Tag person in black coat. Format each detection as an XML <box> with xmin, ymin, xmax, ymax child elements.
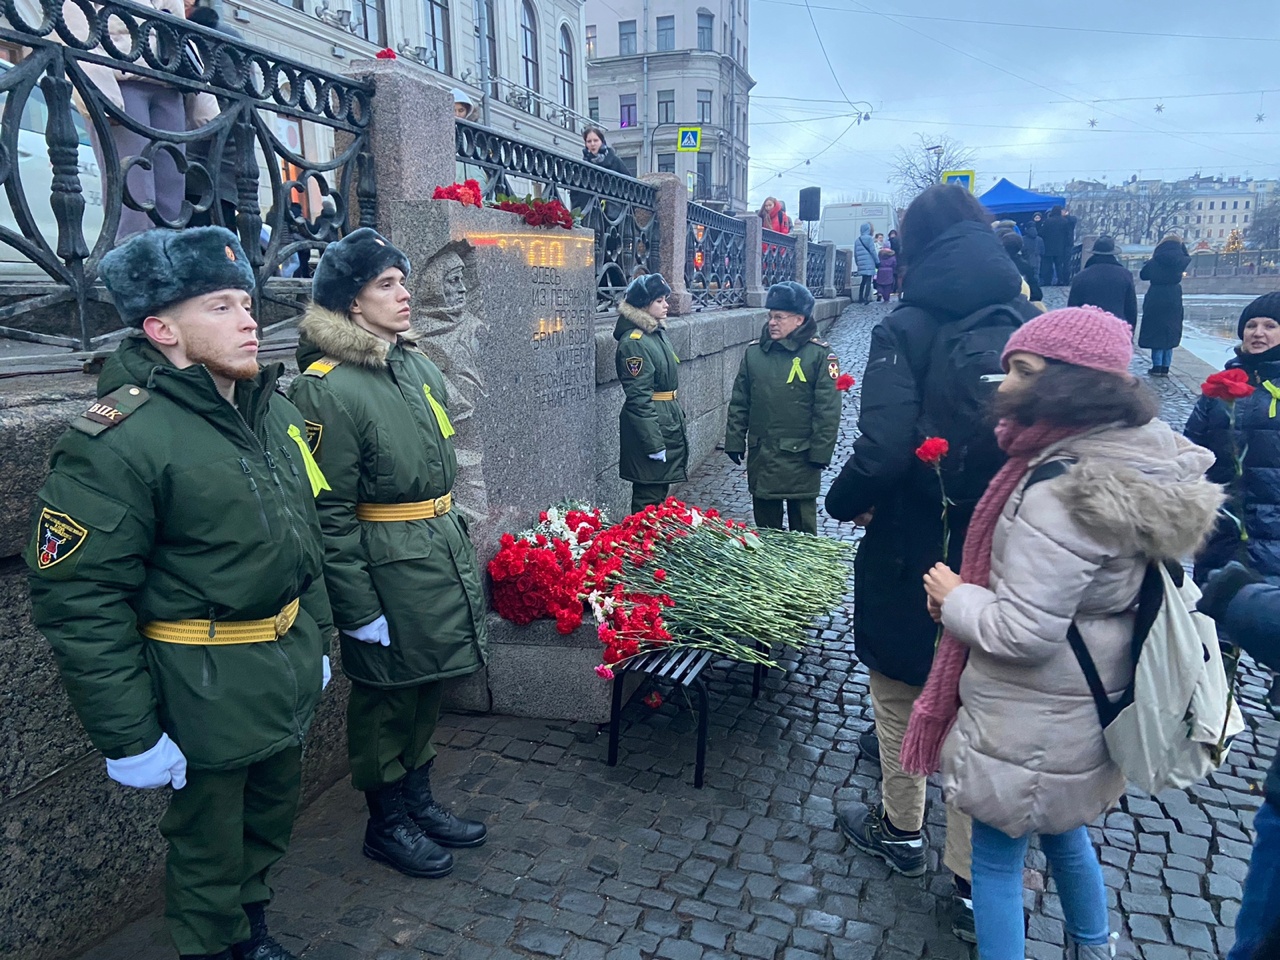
<box><xmin>1022</xmin><ymin>223</ymin><xmax>1044</xmax><ymax>279</ymax></box>
<box><xmin>826</xmin><ymin>184</ymin><xmax>1038</xmax><ymax>930</ymax></box>
<box><xmin>1037</xmin><ymin>205</ymin><xmax>1078</xmax><ymax>285</ymax></box>
<box><xmin>998</xmin><ymin>229</ymin><xmax>1043</xmax><ymax>304</ymax></box>
<box><xmin>1067</xmin><ymin>236</ymin><xmax>1137</xmax><ymax>327</ymax></box>
<box><xmin>1138</xmin><ymin>235</ymin><xmax>1191</xmax><ymax>376</ymax></box>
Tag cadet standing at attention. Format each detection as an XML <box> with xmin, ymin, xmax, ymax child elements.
<box><xmin>613</xmin><ymin>273</ymin><xmax>688</xmax><ymax>513</ymax></box>
<box><xmin>724</xmin><ymin>281</ymin><xmax>842</xmax><ymax>534</ymax></box>
<box><xmin>288</xmin><ymin>228</ymin><xmax>488</xmax><ymax>881</ymax></box>
<box><xmin>27</xmin><ymin>227</ymin><xmax>333</xmax><ymax>960</ymax></box>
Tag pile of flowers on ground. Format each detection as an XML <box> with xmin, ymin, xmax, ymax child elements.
<box><xmin>488</xmin><ymin>497</ymin><xmax>853</xmax><ymax>677</ymax></box>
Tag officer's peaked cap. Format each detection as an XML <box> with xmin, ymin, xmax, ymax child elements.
<box><xmin>312</xmin><ymin>228</ymin><xmax>411</xmax><ymax>313</ymax></box>
<box><xmin>765</xmin><ymin>280</ymin><xmax>815</xmax><ymax>320</ymax></box>
<box><xmin>623</xmin><ymin>273</ymin><xmax>672</xmax><ymax>309</ymax></box>
<box><xmin>100</xmin><ymin>226</ymin><xmax>256</xmax><ymax>326</ymax></box>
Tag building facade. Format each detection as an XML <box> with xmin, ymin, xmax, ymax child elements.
<box><xmin>582</xmin><ymin>0</ymin><xmax>753</xmax><ymax>213</ymax></box>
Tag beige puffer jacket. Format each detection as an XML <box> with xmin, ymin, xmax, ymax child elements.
<box><xmin>60</xmin><ymin>0</ymin><xmax>218</xmax><ymax>125</ymax></box>
<box><xmin>939</xmin><ymin>420</ymin><xmax>1222</xmax><ymax>838</ymax></box>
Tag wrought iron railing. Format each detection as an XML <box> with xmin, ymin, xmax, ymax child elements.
<box><xmin>806</xmin><ymin>242</ymin><xmax>827</xmax><ymax>297</ymax></box>
<box><xmin>0</xmin><ymin>0</ymin><xmax>376</xmax><ymax>357</ymax></box>
<box><xmin>1120</xmin><ymin>249</ymin><xmax>1280</xmax><ymax>278</ymax></box>
<box><xmin>684</xmin><ymin>203</ymin><xmax>744</xmax><ymax>310</ymax></box>
<box><xmin>761</xmin><ymin>228</ymin><xmax>796</xmax><ymax>288</ymax></box>
<box><xmin>834</xmin><ymin>248</ymin><xmax>850</xmax><ymax>295</ymax></box>
<box><xmin>456</xmin><ymin>119</ymin><xmax>656</xmax><ymax>305</ymax></box>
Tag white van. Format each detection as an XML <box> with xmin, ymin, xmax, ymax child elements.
<box><xmin>818</xmin><ymin>202</ymin><xmax>897</xmax><ymax>248</ymax></box>
<box><xmin>0</xmin><ymin>60</ymin><xmax>106</xmax><ymax>277</ymax></box>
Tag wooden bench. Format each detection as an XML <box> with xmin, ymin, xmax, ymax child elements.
<box><xmin>606</xmin><ymin>647</ymin><xmax>767</xmax><ymax>788</ymax></box>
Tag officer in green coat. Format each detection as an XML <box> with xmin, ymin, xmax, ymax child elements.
<box><xmin>27</xmin><ymin>228</ymin><xmax>332</xmax><ymax>960</ymax></box>
<box><xmin>614</xmin><ymin>273</ymin><xmax>688</xmax><ymax>513</ymax></box>
<box><xmin>725</xmin><ymin>281</ymin><xmax>843</xmax><ymax>534</ymax></box>
<box><xmin>288</xmin><ymin>229</ymin><xmax>487</xmax><ymax>881</ymax></box>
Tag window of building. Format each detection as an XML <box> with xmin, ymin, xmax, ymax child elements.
<box><xmin>1221</xmin><ymin>215</ymin><xmax>1226</xmax><ymax>223</ymax></box>
<box><xmin>619</xmin><ymin>20</ymin><xmax>637</xmax><ymax>55</ymax></box>
<box><xmin>585</xmin><ymin>24</ymin><xmax>596</xmax><ymax>59</ymax></box>
<box><xmin>696</xmin><ymin>89</ymin><xmax>712</xmax><ymax>123</ymax></box>
<box><xmin>1220</xmin><ymin>229</ymin><xmax>1225</xmax><ymax>237</ymax></box>
<box><xmin>351</xmin><ymin>0</ymin><xmax>385</xmax><ymax>45</ymax></box>
<box><xmin>559</xmin><ymin>26</ymin><xmax>575</xmax><ymax>110</ymax></box>
<box><xmin>619</xmin><ymin>93</ymin><xmax>636</xmax><ymax>128</ymax></box>
<box><xmin>588</xmin><ymin>97</ymin><xmax>599</xmax><ymax>120</ymax></box>
<box><xmin>0</xmin><ymin>41</ymin><xmax>22</xmax><ymax>63</ymax></box>
<box><xmin>1197</xmin><ymin>202</ymin><xmax>1202</xmax><ymax>210</ymax></box>
<box><xmin>1210</xmin><ymin>201</ymin><xmax>1215</xmax><ymax>210</ymax></box>
<box><xmin>657</xmin><ymin>89</ymin><xmax>675</xmax><ymax>124</ymax></box>
<box><xmin>657</xmin><ymin>153</ymin><xmax>675</xmax><ymax>173</ymax></box>
<box><xmin>619</xmin><ymin>155</ymin><xmax>638</xmax><ymax>177</ymax></box>
<box><xmin>656</xmin><ymin>15</ymin><xmax>674</xmax><ymax>51</ymax></box>
<box><xmin>1245</xmin><ymin>214</ymin><xmax>1250</xmax><ymax>223</ymax></box>
<box><xmin>1233</xmin><ymin>215</ymin><xmax>1238</xmax><ymax>223</ymax></box>
<box><xmin>695</xmin><ymin>151</ymin><xmax>712</xmax><ymax>198</ymax></box>
<box><xmin>477</xmin><ymin>0</ymin><xmax>498</xmax><ymax>97</ymax></box>
<box><xmin>423</xmin><ymin>0</ymin><xmax>451</xmax><ymax>74</ymax></box>
<box><xmin>1233</xmin><ymin>200</ymin><xmax>1239</xmax><ymax>209</ymax></box>
<box><xmin>1246</xmin><ymin>200</ymin><xmax>1251</xmax><ymax>209</ymax></box>
<box><xmin>519</xmin><ymin>1</ymin><xmax>540</xmax><ymax>113</ymax></box>
<box><xmin>697</xmin><ymin>12</ymin><xmax>713</xmax><ymax>50</ymax></box>
<box><xmin>1196</xmin><ymin>216</ymin><xmax>1202</xmax><ymax>224</ymax></box>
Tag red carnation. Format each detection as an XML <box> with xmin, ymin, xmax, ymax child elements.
<box><xmin>835</xmin><ymin>373</ymin><xmax>856</xmax><ymax>392</ymax></box>
<box><xmin>915</xmin><ymin>437</ymin><xmax>950</xmax><ymax>466</ymax></box>
<box><xmin>654</xmin><ymin>568</ymin><xmax>667</xmax><ymax>583</ymax></box>
<box><xmin>1202</xmin><ymin>369</ymin><xmax>1255</xmax><ymax>401</ymax></box>
<box><xmin>375</xmin><ymin>47</ymin><xmax>397</xmax><ymax>59</ymax></box>
<box><xmin>643</xmin><ymin>690</ymin><xmax>663</xmax><ymax>709</ymax></box>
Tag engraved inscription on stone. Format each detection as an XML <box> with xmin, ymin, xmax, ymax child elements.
<box><xmin>529</xmin><ymin>266</ymin><xmax>593</xmax><ymax>409</ymax></box>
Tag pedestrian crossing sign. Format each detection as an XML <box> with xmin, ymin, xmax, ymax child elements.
<box><xmin>677</xmin><ymin>127</ymin><xmax>701</xmax><ymax>152</ymax></box>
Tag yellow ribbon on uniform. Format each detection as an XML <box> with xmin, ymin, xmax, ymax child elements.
<box><xmin>423</xmin><ymin>384</ymin><xmax>456</xmax><ymax>438</ymax></box>
<box><xmin>1263</xmin><ymin>380</ymin><xmax>1280</xmax><ymax>418</ymax></box>
<box><xmin>286</xmin><ymin>424</ymin><xmax>332</xmax><ymax>497</ymax></box>
<box><xmin>786</xmin><ymin>356</ymin><xmax>807</xmax><ymax>384</ymax></box>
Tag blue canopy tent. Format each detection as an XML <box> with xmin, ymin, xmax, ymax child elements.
<box><xmin>978</xmin><ymin>178</ymin><xmax>1065</xmax><ymax>216</ymax></box>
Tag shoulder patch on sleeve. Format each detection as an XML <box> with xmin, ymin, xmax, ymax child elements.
<box><xmin>810</xmin><ymin>338</ymin><xmax>830</xmax><ymax>348</ymax></box>
<box><xmin>748</xmin><ymin>339</ymin><xmax>760</xmax><ymax>346</ymax></box>
<box><xmin>827</xmin><ymin>354</ymin><xmax>841</xmax><ymax>379</ymax></box>
<box><xmin>35</xmin><ymin>507</ymin><xmax>89</xmax><ymax>569</ymax></box>
<box><xmin>70</xmin><ymin>385</ymin><xmax>150</xmax><ymax>437</ymax></box>
<box><xmin>629</xmin><ymin>330</ymin><xmax>644</xmax><ymax>340</ymax></box>
<box><xmin>304</xmin><ymin>419</ymin><xmax>323</xmax><ymax>455</ymax></box>
<box><xmin>625</xmin><ymin>356</ymin><xmax>644</xmax><ymax>377</ymax></box>
<box><xmin>303</xmin><ymin>357</ymin><xmax>341</xmax><ymax>377</ymax></box>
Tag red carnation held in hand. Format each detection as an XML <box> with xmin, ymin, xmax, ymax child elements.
<box><xmin>1201</xmin><ymin>368</ymin><xmax>1255</xmax><ymax>401</ymax></box>
<box><xmin>915</xmin><ymin>437</ymin><xmax>950</xmax><ymax>467</ymax></box>
<box><xmin>835</xmin><ymin>373</ymin><xmax>856</xmax><ymax>392</ymax></box>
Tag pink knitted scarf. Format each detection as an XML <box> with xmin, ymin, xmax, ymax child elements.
<box><xmin>899</xmin><ymin>419</ymin><xmax>1081</xmax><ymax>776</ymax></box>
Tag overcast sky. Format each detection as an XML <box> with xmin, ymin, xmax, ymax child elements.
<box><xmin>747</xmin><ymin>0</ymin><xmax>1280</xmax><ymax>210</ymax></box>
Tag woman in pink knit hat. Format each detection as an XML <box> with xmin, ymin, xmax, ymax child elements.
<box><xmin>900</xmin><ymin>306</ymin><xmax>1223</xmax><ymax>960</ymax></box>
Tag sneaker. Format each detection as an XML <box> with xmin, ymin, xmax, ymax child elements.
<box><xmin>858</xmin><ymin>729</ymin><xmax>881</xmax><ymax>765</ymax></box>
<box><xmin>835</xmin><ymin>802</ymin><xmax>925</xmax><ymax>877</ymax></box>
<box><xmin>951</xmin><ymin>889</ymin><xmax>977</xmax><ymax>943</ymax></box>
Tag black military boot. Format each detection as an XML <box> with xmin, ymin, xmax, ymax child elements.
<box><xmin>363</xmin><ymin>779</ymin><xmax>454</xmax><ymax>877</ymax></box>
<box><xmin>403</xmin><ymin>759</ymin><xmax>488</xmax><ymax>848</ymax></box>
<box><xmin>232</xmin><ymin>902</ymin><xmax>297</xmax><ymax>960</ymax></box>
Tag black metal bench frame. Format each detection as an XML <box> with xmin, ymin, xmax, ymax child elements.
<box><xmin>606</xmin><ymin>647</ymin><xmax>766</xmax><ymax>788</ymax></box>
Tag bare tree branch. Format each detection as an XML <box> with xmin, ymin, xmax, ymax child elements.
<box><xmin>888</xmin><ymin>134</ymin><xmax>977</xmax><ymax>206</ymax></box>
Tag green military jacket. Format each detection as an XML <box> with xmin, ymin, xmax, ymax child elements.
<box><xmin>27</xmin><ymin>336</ymin><xmax>332</xmax><ymax>771</ymax></box>
<box><xmin>613</xmin><ymin>301</ymin><xmax>688</xmax><ymax>485</ymax></box>
<box><xmin>288</xmin><ymin>304</ymin><xmax>487</xmax><ymax>690</ymax></box>
<box><xmin>724</xmin><ymin>319</ymin><xmax>843</xmax><ymax>500</ymax></box>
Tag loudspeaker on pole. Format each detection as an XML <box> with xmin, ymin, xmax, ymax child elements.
<box><xmin>798</xmin><ymin>186</ymin><xmax>821</xmax><ymax>223</ymax></box>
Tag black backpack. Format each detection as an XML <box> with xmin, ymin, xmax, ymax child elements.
<box><xmin>915</xmin><ymin>303</ymin><xmax>1023</xmax><ymax>507</ymax></box>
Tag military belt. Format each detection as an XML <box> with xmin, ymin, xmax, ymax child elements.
<box><xmin>652</xmin><ymin>390</ymin><xmax>678</xmax><ymax>401</ymax></box>
<box><xmin>141</xmin><ymin>597</ymin><xmax>300</xmax><ymax>645</ymax></box>
<box><xmin>356</xmin><ymin>493</ymin><xmax>452</xmax><ymax>522</ymax></box>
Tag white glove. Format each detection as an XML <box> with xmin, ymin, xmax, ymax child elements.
<box><xmin>648</xmin><ymin>449</ymin><xmax>667</xmax><ymax>462</ymax></box>
<box><xmin>322</xmin><ymin>654</ymin><xmax>332</xmax><ymax>689</ymax></box>
<box><xmin>343</xmin><ymin>614</ymin><xmax>391</xmax><ymax>647</ymax></box>
<box><xmin>105</xmin><ymin>733</ymin><xmax>187</xmax><ymax>790</ymax></box>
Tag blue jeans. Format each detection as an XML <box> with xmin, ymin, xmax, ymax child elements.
<box><xmin>971</xmin><ymin>820</ymin><xmax>1109</xmax><ymax>960</ymax></box>
<box><xmin>1151</xmin><ymin>348</ymin><xmax>1173</xmax><ymax>369</ymax></box>
<box><xmin>1229</xmin><ymin>800</ymin><xmax>1280</xmax><ymax>960</ymax></box>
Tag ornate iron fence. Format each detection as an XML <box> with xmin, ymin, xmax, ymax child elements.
<box><xmin>1120</xmin><ymin>249</ymin><xmax>1280</xmax><ymax>278</ymax></box>
<box><xmin>455</xmin><ymin>119</ymin><xmax>656</xmax><ymax>306</ymax></box>
<box><xmin>761</xmin><ymin>228</ymin><xmax>796</xmax><ymax>288</ymax></box>
<box><xmin>806</xmin><ymin>242</ymin><xmax>827</xmax><ymax>297</ymax></box>
<box><xmin>0</xmin><ymin>0</ymin><xmax>376</xmax><ymax>358</ymax></box>
<box><xmin>684</xmin><ymin>203</ymin><xmax>744</xmax><ymax>310</ymax></box>
<box><xmin>834</xmin><ymin>248</ymin><xmax>850</xmax><ymax>294</ymax></box>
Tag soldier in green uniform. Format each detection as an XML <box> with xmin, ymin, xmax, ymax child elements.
<box><xmin>614</xmin><ymin>273</ymin><xmax>688</xmax><ymax>513</ymax></box>
<box><xmin>725</xmin><ymin>281</ymin><xmax>843</xmax><ymax>534</ymax></box>
<box><xmin>288</xmin><ymin>229</ymin><xmax>488</xmax><ymax>880</ymax></box>
<box><xmin>27</xmin><ymin>227</ymin><xmax>333</xmax><ymax>960</ymax></box>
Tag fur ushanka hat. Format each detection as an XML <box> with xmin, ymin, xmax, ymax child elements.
<box><xmin>623</xmin><ymin>273</ymin><xmax>672</xmax><ymax>309</ymax></box>
<box><xmin>312</xmin><ymin>228</ymin><xmax>411</xmax><ymax>313</ymax></box>
<box><xmin>765</xmin><ymin>280</ymin><xmax>815</xmax><ymax>319</ymax></box>
<box><xmin>99</xmin><ymin>226</ymin><xmax>255</xmax><ymax>326</ymax></box>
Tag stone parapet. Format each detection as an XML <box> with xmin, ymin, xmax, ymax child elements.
<box><xmin>641</xmin><ymin>173</ymin><xmax>693</xmax><ymax>316</ymax></box>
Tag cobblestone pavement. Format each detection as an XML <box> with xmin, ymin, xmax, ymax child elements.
<box><xmin>79</xmin><ymin>293</ymin><xmax>1277</xmax><ymax>960</ymax></box>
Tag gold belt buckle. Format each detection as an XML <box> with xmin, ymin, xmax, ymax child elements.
<box><xmin>434</xmin><ymin>494</ymin><xmax>450</xmax><ymax>516</ymax></box>
<box><xmin>273</xmin><ymin>609</ymin><xmax>291</xmax><ymax>638</ymax></box>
